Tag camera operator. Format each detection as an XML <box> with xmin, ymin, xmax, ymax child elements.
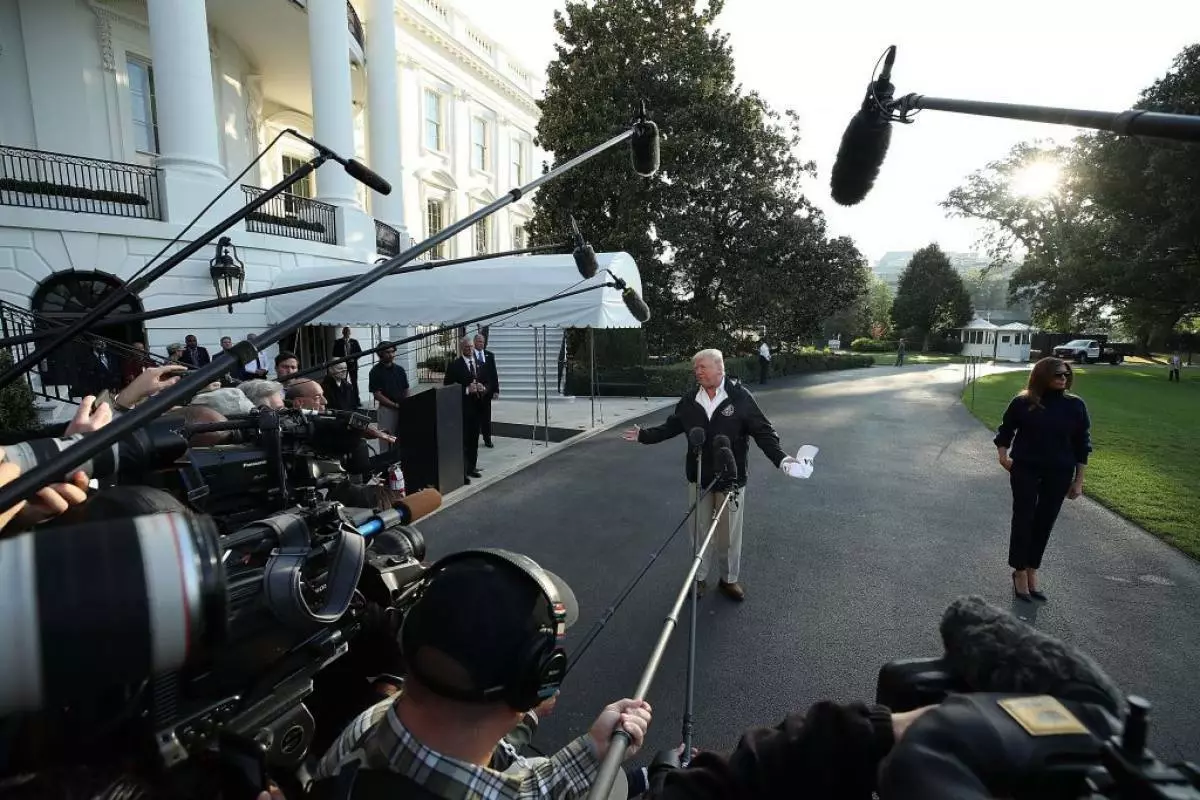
<box><xmin>309</xmin><ymin>550</ymin><xmax>653</xmax><ymax>800</ymax></box>
<box><xmin>286</xmin><ymin>378</ymin><xmax>396</xmax><ymax>481</ymax></box>
<box><xmin>641</xmin><ymin>702</ymin><xmax>934</xmax><ymax>800</ymax></box>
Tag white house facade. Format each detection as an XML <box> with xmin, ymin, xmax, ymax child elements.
<box><xmin>0</xmin><ymin>0</ymin><xmax>548</xmax><ymax>414</ymax></box>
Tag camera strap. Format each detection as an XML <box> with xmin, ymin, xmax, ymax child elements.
<box><xmin>263</xmin><ymin>512</ymin><xmax>366</xmax><ymax>629</ymax></box>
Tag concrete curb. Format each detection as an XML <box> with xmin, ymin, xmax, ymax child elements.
<box><xmin>419</xmin><ymin>397</ymin><xmax>678</xmax><ymax>521</ymax></box>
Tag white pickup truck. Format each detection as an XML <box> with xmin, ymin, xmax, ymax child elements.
<box><xmin>1052</xmin><ymin>339</ymin><xmax>1124</xmax><ymax>364</ymax></box>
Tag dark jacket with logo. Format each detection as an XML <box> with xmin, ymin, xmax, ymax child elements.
<box><xmin>637</xmin><ymin>377</ymin><xmax>787</xmax><ymax>491</ymax></box>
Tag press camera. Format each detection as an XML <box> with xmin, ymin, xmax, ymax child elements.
<box><xmin>876</xmin><ymin>657</ymin><xmax>1200</xmax><ymax>799</ymax></box>
<box><xmin>0</xmin><ymin>476</ymin><xmax>428</xmax><ymax>800</ymax></box>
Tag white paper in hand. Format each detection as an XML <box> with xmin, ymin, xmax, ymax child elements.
<box><xmin>783</xmin><ymin>445</ymin><xmax>819</xmax><ymax>479</ymax></box>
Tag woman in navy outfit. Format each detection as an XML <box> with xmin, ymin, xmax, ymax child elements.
<box><xmin>993</xmin><ymin>357</ymin><xmax>1092</xmax><ymax>601</ymax></box>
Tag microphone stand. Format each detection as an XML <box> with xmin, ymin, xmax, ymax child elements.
<box><xmin>0</xmin><ymin>152</ymin><xmax>334</xmax><ymax>391</ymax></box>
<box><xmin>682</xmin><ymin>447</ymin><xmax>704</xmax><ymax>766</ymax></box>
<box><xmin>0</xmin><ymin>127</ymin><xmax>639</xmax><ymax>517</ymax></box>
<box><xmin>588</xmin><ymin>491</ymin><xmax>733</xmax><ymax>800</ymax></box>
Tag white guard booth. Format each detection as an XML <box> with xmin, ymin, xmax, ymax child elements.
<box><xmin>263</xmin><ymin>251</ymin><xmax>646</xmax><ymax>416</ymax></box>
<box><xmin>994</xmin><ymin>322</ymin><xmax>1032</xmax><ymax>363</ymax></box>
<box><xmin>960</xmin><ymin>318</ymin><xmax>999</xmax><ymax>359</ymax></box>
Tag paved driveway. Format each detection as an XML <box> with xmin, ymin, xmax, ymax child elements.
<box><xmin>417</xmin><ymin>364</ymin><xmax>1200</xmax><ymax>764</ymax></box>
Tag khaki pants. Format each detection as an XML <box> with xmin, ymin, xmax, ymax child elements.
<box><xmin>688</xmin><ymin>483</ymin><xmax>746</xmax><ymax>584</ymax></box>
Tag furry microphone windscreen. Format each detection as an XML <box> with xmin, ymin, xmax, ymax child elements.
<box><xmin>939</xmin><ymin>596</ymin><xmax>1128</xmax><ymax>717</ymax></box>
<box><xmin>829</xmin><ymin>110</ymin><xmax>892</xmax><ymax>206</ymax></box>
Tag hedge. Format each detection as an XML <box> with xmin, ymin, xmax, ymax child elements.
<box><xmin>566</xmin><ymin>351</ymin><xmax>874</xmax><ymax>397</ymax></box>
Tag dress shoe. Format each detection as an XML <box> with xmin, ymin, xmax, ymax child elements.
<box><xmin>695</xmin><ymin>580</ymin><xmax>707</xmax><ymax>597</ymax></box>
<box><xmin>718</xmin><ymin>580</ymin><xmax>745</xmax><ymax>601</ymax></box>
<box><xmin>1012</xmin><ymin>570</ymin><xmax>1031</xmax><ymax>602</ymax></box>
<box><xmin>484</xmin><ymin>441</ymin><xmax>494</xmax><ymax>448</ymax></box>
<box><xmin>463</xmin><ymin>476</ymin><xmax>471</xmax><ymax>485</ymax></box>
<box><xmin>468</xmin><ymin>469</ymin><xmax>482</xmax><ymax>478</ymax></box>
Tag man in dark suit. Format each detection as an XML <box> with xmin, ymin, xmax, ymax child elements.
<box><xmin>333</xmin><ymin>327</ymin><xmax>363</xmax><ymax>387</ymax></box>
<box><xmin>444</xmin><ymin>335</ymin><xmax>486</xmax><ymax>483</ymax></box>
<box><xmin>472</xmin><ymin>331</ymin><xmax>499</xmax><ymax>448</ymax></box>
<box><xmin>78</xmin><ymin>339</ymin><xmax>123</xmax><ymax>397</ymax></box>
<box><xmin>180</xmin><ymin>334</ymin><xmax>211</xmax><ymax>368</ymax></box>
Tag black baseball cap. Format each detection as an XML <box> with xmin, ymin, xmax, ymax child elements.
<box><xmin>400</xmin><ymin>551</ymin><xmax>578</xmax><ymax>705</ymax></box>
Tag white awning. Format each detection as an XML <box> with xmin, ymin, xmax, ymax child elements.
<box><xmin>263</xmin><ymin>252</ymin><xmax>645</xmax><ymax>329</ymax></box>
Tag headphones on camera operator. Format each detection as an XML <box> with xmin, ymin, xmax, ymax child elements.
<box><xmin>308</xmin><ymin>547</ymin><xmax>570</xmax><ymax>800</ymax></box>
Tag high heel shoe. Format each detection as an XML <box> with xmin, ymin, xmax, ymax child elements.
<box><xmin>1012</xmin><ymin>570</ymin><xmax>1032</xmax><ymax>601</ymax></box>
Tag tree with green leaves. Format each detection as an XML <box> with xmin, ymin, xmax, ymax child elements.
<box><xmin>891</xmin><ymin>244</ymin><xmax>973</xmax><ymax>349</ymax></box>
<box><xmin>528</xmin><ymin>0</ymin><xmax>864</xmax><ymax>357</ymax></box>
<box><xmin>943</xmin><ymin>44</ymin><xmax>1200</xmax><ymax>347</ymax></box>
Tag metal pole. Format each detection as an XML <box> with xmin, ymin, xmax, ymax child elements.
<box><xmin>543</xmin><ymin>324</ymin><xmax>550</xmax><ymax>449</ymax></box>
<box><xmin>682</xmin><ymin>450</ymin><xmax>704</xmax><ymax>764</ymax></box>
<box><xmin>588</xmin><ymin>492</ymin><xmax>732</xmax><ymax>800</ymax></box>
<box><xmin>590</xmin><ymin>327</ymin><xmax>596</xmax><ymax>429</ymax></box>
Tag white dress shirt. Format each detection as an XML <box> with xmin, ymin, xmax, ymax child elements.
<box><xmin>695</xmin><ymin>383</ymin><xmax>728</xmax><ymax>421</ymax></box>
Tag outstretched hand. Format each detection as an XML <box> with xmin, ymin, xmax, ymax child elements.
<box><xmin>621</xmin><ymin>425</ymin><xmax>642</xmax><ymax>442</ymax></box>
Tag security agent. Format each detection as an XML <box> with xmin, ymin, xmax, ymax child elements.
<box><xmin>309</xmin><ymin>549</ymin><xmax>652</xmax><ymax>799</ymax></box>
<box><xmin>623</xmin><ymin>348</ymin><xmax>800</xmax><ymax>601</ymax></box>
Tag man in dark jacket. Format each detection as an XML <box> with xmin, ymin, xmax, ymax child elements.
<box><xmin>623</xmin><ymin>348</ymin><xmax>799</xmax><ymax>601</ymax></box>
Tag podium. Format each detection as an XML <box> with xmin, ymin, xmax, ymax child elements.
<box><xmin>393</xmin><ymin>385</ymin><xmax>464</xmax><ymax>493</ymax></box>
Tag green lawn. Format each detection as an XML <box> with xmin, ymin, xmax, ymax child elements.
<box><xmin>874</xmin><ymin>353</ymin><xmax>970</xmax><ymax>365</ymax></box>
<box><xmin>964</xmin><ymin>366</ymin><xmax>1200</xmax><ymax>559</ymax></box>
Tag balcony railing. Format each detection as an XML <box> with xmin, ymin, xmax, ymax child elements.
<box><xmin>242</xmin><ymin>185</ymin><xmax>337</xmax><ymax>244</ymax></box>
<box><xmin>0</xmin><ymin>145</ymin><xmax>162</xmax><ymax>220</ymax></box>
<box><xmin>0</xmin><ymin>300</ymin><xmax>173</xmax><ymax>407</ymax></box>
<box><xmin>375</xmin><ymin>219</ymin><xmax>400</xmax><ymax>257</ymax></box>
<box><xmin>347</xmin><ymin>0</ymin><xmax>364</xmax><ymax>49</ymax></box>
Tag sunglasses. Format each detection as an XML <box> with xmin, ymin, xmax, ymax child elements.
<box><xmin>1053</xmin><ymin>371</ymin><xmax>1071</xmax><ymax>378</ymax></box>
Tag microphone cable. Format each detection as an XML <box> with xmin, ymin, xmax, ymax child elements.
<box><xmin>564</xmin><ymin>471</ymin><xmax>725</xmax><ymax>677</ymax></box>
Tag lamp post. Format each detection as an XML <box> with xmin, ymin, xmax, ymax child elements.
<box><xmin>209</xmin><ymin>236</ymin><xmax>245</xmax><ymax>313</ymax></box>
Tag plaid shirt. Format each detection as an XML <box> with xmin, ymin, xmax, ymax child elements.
<box><xmin>313</xmin><ymin>696</ymin><xmax>601</xmax><ymax>800</ymax></box>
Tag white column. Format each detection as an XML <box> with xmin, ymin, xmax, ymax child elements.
<box><xmin>308</xmin><ymin>0</ymin><xmax>359</xmax><ymax>208</ymax></box>
<box><xmin>145</xmin><ymin>0</ymin><xmax>223</xmax><ymax>176</ymax></box>
<box><xmin>365</xmin><ymin>0</ymin><xmax>405</xmax><ymax>232</ymax></box>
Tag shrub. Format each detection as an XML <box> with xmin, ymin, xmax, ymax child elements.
<box><xmin>0</xmin><ymin>353</ymin><xmax>40</xmax><ymax>433</ymax></box>
<box><xmin>566</xmin><ymin>352</ymin><xmax>874</xmax><ymax>397</ymax></box>
<box><xmin>926</xmin><ymin>336</ymin><xmax>964</xmax><ymax>355</ymax></box>
<box><xmin>850</xmin><ymin>338</ymin><xmax>896</xmax><ymax>353</ymax></box>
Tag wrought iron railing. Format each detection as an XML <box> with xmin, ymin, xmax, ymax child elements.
<box><xmin>415</xmin><ymin>324</ymin><xmax>462</xmax><ymax>384</ymax></box>
<box><xmin>0</xmin><ymin>145</ymin><xmax>162</xmax><ymax>220</ymax></box>
<box><xmin>347</xmin><ymin>0</ymin><xmax>365</xmax><ymax>49</ymax></box>
<box><xmin>375</xmin><ymin>219</ymin><xmax>400</xmax><ymax>257</ymax></box>
<box><xmin>242</xmin><ymin>185</ymin><xmax>337</xmax><ymax>244</ymax></box>
<box><xmin>0</xmin><ymin>301</ymin><xmax>172</xmax><ymax>406</ymax></box>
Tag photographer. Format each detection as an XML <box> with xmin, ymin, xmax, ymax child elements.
<box><xmin>643</xmin><ymin>703</ymin><xmax>934</xmax><ymax>800</ymax></box>
<box><xmin>310</xmin><ymin>550</ymin><xmax>652</xmax><ymax>799</ymax></box>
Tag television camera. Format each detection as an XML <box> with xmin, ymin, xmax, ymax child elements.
<box><xmin>876</xmin><ymin>645</ymin><xmax>1199</xmax><ymax>798</ymax></box>
<box><xmin>0</xmin><ymin>484</ymin><xmax>430</xmax><ymax>800</ymax></box>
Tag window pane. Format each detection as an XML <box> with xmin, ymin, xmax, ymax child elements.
<box><xmin>425</xmin><ymin>119</ymin><xmax>440</xmax><ymax>150</ymax></box>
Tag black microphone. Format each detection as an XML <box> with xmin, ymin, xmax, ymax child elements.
<box><xmin>939</xmin><ymin>595</ymin><xmax>1127</xmax><ymax>716</ymax></box>
<box><xmin>344</xmin><ymin>158</ymin><xmax>393</xmax><ymax>196</ymax></box>
<box><xmin>605</xmin><ymin>270</ymin><xmax>652</xmax><ymax>323</ymax></box>
<box><xmin>570</xmin><ymin>215</ymin><xmax>598</xmax><ymax>279</ymax></box>
<box><xmin>630</xmin><ymin>101</ymin><xmax>660</xmax><ymax>177</ymax></box>
<box><xmin>285</xmin><ymin>129</ymin><xmax>392</xmax><ymax>196</ymax></box>
<box><xmin>688</xmin><ymin>427</ymin><xmax>706</xmax><ymax>451</ymax></box>
<box><xmin>712</xmin><ymin>434</ymin><xmax>737</xmax><ymax>477</ymax></box>
<box><xmin>830</xmin><ymin>45</ymin><xmax>897</xmax><ymax>207</ymax></box>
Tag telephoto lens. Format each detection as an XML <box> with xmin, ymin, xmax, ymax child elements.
<box><xmin>0</xmin><ymin>511</ymin><xmax>227</xmax><ymax>716</ymax></box>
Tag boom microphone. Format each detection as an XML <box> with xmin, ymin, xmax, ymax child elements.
<box><xmin>622</xmin><ymin>285</ymin><xmax>651</xmax><ymax>323</ymax></box>
<box><xmin>570</xmin><ymin>215</ymin><xmax>599</xmax><ymax>279</ymax></box>
<box><xmin>286</xmin><ymin>129</ymin><xmax>392</xmax><ymax>195</ymax></box>
<box><xmin>688</xmin><ymin>427</ymin><xmax>706</xmax><ymax>450</ymax></box>
<box><xmin>631</xmin><ymin>101</ymin><xmax>661</xmax><ymax>177</ymax></box>
<box><xmin>939</xmin><ymin>595</ymin><xmax>1127</xmax><ymax>716</ymax></box>
<box><xmin>830</xmin><ymin>45</ymin><xmax>896</xmax><ymax>207</ymax></box>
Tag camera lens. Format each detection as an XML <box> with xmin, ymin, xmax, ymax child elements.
<box><xmin>0</xmin><ymin>512</ymin><xmax>227</xmax><ymax>716</ymax></box>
